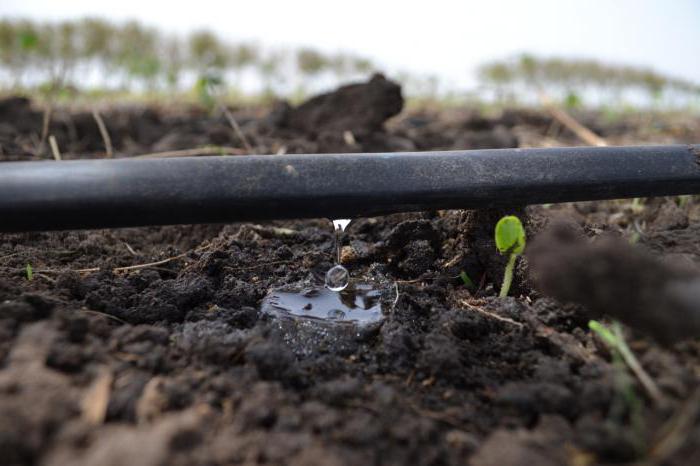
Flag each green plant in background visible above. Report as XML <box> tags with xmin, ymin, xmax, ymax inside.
<box><xmin>194</xmin><ymin>73</ymin><xmax>224</xmax><ymax>110</ymax></box>
<box><xmin>494</xmin><ymin>215</ymin><xmax>526</xmax><ymax>297</ymax></box>
<box><xmin>25</xmin><ymin>263</ymin><xmax>33</xmax><ymax>281</ymax></box>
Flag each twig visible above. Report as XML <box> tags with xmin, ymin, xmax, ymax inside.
<box><xmin>34</xmin><ymin>273</ymin><xmax>56</xmax><ymax>284</ymax></box>
<box><xmin>92</xmin><ymin>109</ymin><xmax>113</xmax><ymax>158</ymax></box>
<box><xmin>405</xmin><ymin>398</ymin><xmax>465</xmax><ymax>429</ymax></box>
<box><xmin>0</xmin><ymin>252</ymin><xmax>19</xmax><ymax>262</ymax></box>
<box><xmin>78</xmin><ymin>309</ymin><xmax>127</xmax><ymax>324</ymax></box>
<box><xmin>459</xmin><ymin>299</ymin><xmax>524</xmax><ymax>328</ymax></box>
<box><xmin>39</xmin><ymin>104</ymin><xmax>52</xmax><ymax>154</ymax></box>
<box><xmin>15</xmin><ymin>244</ymin><xmax>213</xmax><ymax>276</ymax></box>
<box><xmin>72</xmin><ymin>267</ymin><xmax>101</xmax><ymax>274</ymax></box>
<box><xmin>111</xmin><ymin>252</ymin><xmax>190</xmax><ymax>273</ymax></box>
<box><xmin>220</xmin><ymin>104</ymin><xmax>253</xmax><ymax>153</ymax></box>
<box><xmin>48</xmin><ymin>135</ymin><xmax>61</xmax><ymax>161</ymax></box>
<box><xmin>133</xmin><ymin>146</ymin><xmax>247</xmax><ymax>159</ymax></box>
<box><xmin>392</xmin><ymin>282</ymin><xmax>400</xmax><ymax>310</ymax></box>
<box><xmin>223</xmin><ymin>259</ymin><xmax>293</xmax><ymax>272</ymax></box>
<box><xmin>122</xmin><ymin>242</ymin><xmax>138</xmax><ymax>256</ymax></box>
<box><xmin>540</xmin><ymin>94</ymin><xmax>607</xmax><ymax>147</ymax></box>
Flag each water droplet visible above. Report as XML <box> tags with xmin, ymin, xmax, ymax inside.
<box><xmin>325</xmin><ymin>264</ymin><xmax>349</xmax><ymax>291</ymax></box>
<box><xmin>333</xmin><ymin>219</ymin><xmax>351</xmax><ymax>232</ymax></box>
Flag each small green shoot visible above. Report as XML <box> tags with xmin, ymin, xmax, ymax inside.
<box><xmin>589</xmin><ymin>319</ymin><xmax>645</xmax><ymax>440</ymax></box>
<box><xmin>677</xmin><ymin>195</ymin><xmax>692</xmax><ymax>208</ymax></box>
<box><xmin>630</xmin><ymin>197</ymin><xmax>645</xmax><ymax>214</ymax></box>
<box><xmin>494</xmin><ymin>215</ymin><xmax>526</xmax><ymax>297</ymax></box>
<box><xmin>589</xmin><ymin>319</ymin><xmax>665</xmax><ymax>410</ymax></box>
<box><xmin>459</xmin><ymin>271</ymin><xmax>475</xmax><ymax>291</ymax></box>
<box><xmin>588</xmin><ymin>320</ymin><xmax>617</xmax><ymax>346</ymax></box>
<box><xmin>25</xmin><ymin>263</ymin><xmax>34</xmax><ymax>281</ymax></box>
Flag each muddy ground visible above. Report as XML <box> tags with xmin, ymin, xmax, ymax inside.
<box><xmin>1</xmin><ymin>77</ymin><xmax>700</xmax><ymax>465</ymax></box>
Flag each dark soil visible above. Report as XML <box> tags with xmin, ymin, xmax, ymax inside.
<box><xmin>1</xmin><ymin>78</ymin><xmax>700</xmax><ymax>465</ymax></box>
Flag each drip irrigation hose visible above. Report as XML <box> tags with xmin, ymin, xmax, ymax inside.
<box><xmin>1</xmin><ymin>144</ymin><xmax>699</xmax><ymax>232</ymax></box>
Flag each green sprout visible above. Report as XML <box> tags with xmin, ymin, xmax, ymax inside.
<box><xmin>589</xmin><ymin>319</ymin><xmax>667</xmax><ymax>447</ymax></box>
<box><xmin>589</xmin><ymin>320</ymin><xmax>645</xmax><ymax>440</ymax></box>
<box><xmin>459</xmin><ymin>270</ymin><xmax>475</xmax><ymax>291</ymax></box>
<box><xmin>494</xmin><ymin>215</ymin><xmax>526</xmax><ymax>297</ymax></box>
<box><xmin>588</xmin><ymin>320</ymin><xmax>664</xmax><ymax>406</ymax></box>
<box><xmin>25</xmin><ymin>263</ymin><xmax>34</xmax><ymax>281</ymax></box>
<box><xmin>588</xmin><ymin>320</ymin><xmax>619</xmax><ymax>347</ymax></box>
<box><xmin>677</xmin><ymin>195</ymin><xmax>692</xmax><ymax>208</ymax></box>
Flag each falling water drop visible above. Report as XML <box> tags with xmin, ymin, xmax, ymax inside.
<box><xmin>325</xmin><ymin>264</ymin><xmax>349</xmax><ymax>291</ymax></box>
<box><xmin>333</xmin><ymin>219</ymin><xmax>351</xmax><ymax>232</ymax></box>
<box><xmin>330</xmin><ymin>218</ymin><xmax>351</xmax><ymax>271</ymax></box>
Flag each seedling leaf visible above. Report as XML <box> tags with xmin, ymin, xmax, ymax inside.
<box><xmin>588</xmin><ymin>320</ymin><xmax>617</xmax><ymax>347</ymax></box>
<box><xmin>26</xmin><ymin>263</ymin><xmax>34</xmax><ymax>281</ymax></box>
<box><xmin>495</xmin><ymin>215</ymin><xmax>526</xmax><ymax>297</ymax></box>
<box><xmin>495</xmin><ymin>216</ymin><xmax>526</xmax><ymax>255</ymax></box>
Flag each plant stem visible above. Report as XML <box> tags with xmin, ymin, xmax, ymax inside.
<box><xmin>499</xmin><ymin>253</ymin><xmax>517</xmax><ymax>297</ymax></box>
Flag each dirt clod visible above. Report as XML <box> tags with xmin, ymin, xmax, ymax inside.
<box><xmin>529</xmin><ymin>222</ymin><xmax>700</xmax><ymax>343</ymax></box>
<box><xmin>280</xmin><ymin>73</ymin><xmax>403</xmax><ymax>137</ymax></box>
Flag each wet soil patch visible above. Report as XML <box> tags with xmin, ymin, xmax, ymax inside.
<box><xmin>1</xmin><ymin>81</ymin><xmax>700</xmax><ymax>465</ymax></box>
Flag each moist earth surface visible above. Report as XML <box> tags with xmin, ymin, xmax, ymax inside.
<box><xmin>1</xmin><ymin>79</ymin><xmax>700</xmax><ymax>465</ymax></box>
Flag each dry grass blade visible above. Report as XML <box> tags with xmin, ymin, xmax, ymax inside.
<box><xmin>112</xmin><ymin>252</ymin><xmax>191</xmax><ymax>273</ymax></box>
<box><xmin>48</xmin><ymin>135</ymin><xmax>61</xmax><ymax>161</ymax></box>
<box><xmin>460</xmin><ymin>299</ymin><xmax>524</xmax><ymax>328</ymax></box>
<box><xmin>540</xmin><ymin>94</ymin><xmax>608</xmax><ymax>147</ymax></box>
<box><xmin>39</xmin><ymin>104</ymin><xmax>52</xmax><ymax>153</ymax></box>
<box><xmin>133</xmin><ymin>146</ymin><xmax>247</xmax><ymax>159</ymax></box>
<box><xmin>25</xmin><ymin>244</ymin><xmax>213</xmax><ymax>276</ymax></box>
<box><xmin>223</xmin><ymin>259</ymin><xmax>293</xmax><ymax>272</ymax></box>
<box><xmin>0</xmin><ymin>252</ymin><xmax>19</xmax><ymax>262</ymax></box>
<box><xmin>92</xmin><ymin>109</ymin><xmax>114</xmax><ymax>158</ymax></box>
<box><xmin>78</xmin><ymin>308</ymin><xmax>127</xmax><ymax>324</ymax></box>
<box><xmin>220</xmin><ymin>104</ymin><xmax>253</xmax><ymax>153</ymax></box>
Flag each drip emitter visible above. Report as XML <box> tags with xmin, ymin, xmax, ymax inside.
<box><xmin>0</xmin><ymin>145</ymin><xmax>699</xmax><ymax>232</ymax></box>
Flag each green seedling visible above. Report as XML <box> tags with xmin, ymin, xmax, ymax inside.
<box><xmin>459</xmin><ymin>271</ymin><xmax>475</xmax><ymax>291</ymax></box>
<box><xmin>630</xmin><ymin>197</ymin><xmax>645</xmax><ymax>214</ymax></box>
<box><xmin>494</xmin><ymin>215</ymin><xmax>526</xmax><ymax>297</ymax></box>
<box><xmin>589</xmin><ymin>319</ymin><xmax>651</xmax><ymax>443</ymax></box>
<box><xmin>25</xmin><ymin>263</ymin><xmax>33</xmax><ymax>281</ymax></box>
<box><xmin>589</xmin><ymin>319</ymin><xmax>669</xmax><ymax>450</ymax></box>
<box><xmin>589</xmin><ymin>320</ymin><xmax>644</xmax><ymax>441</ymax></box>
<box><xmin>677</xmin><ymin>195</ymin><xmax>692</xmax><ymax>208</ymax></box>
<box><xmin>588</xmin><ymin>320</ymin><xmax>663</xmax><ymax>406</ymax></box>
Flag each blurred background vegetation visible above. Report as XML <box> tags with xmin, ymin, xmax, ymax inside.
<box><xmin>1</xmin><ymin>17</ymin><xmax>699</xmax><ymax>112</ymax></box>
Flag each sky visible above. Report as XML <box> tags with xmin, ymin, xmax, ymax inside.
<box><xmin>1</xmin><ymin>0</ymin><xmax>699</xmax><ymax>89</ymax></box>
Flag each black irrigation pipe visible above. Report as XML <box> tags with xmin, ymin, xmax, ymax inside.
<box><xmin>1</xmin><ymin>144</ymin><xmax>699</xmax><ymax>232</ymax></box>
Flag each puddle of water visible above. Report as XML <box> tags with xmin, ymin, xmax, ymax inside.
<box><xmin>261</xmin><ymin>282</ymin><xmax>385</xmax><ymax>326</ymax></box>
